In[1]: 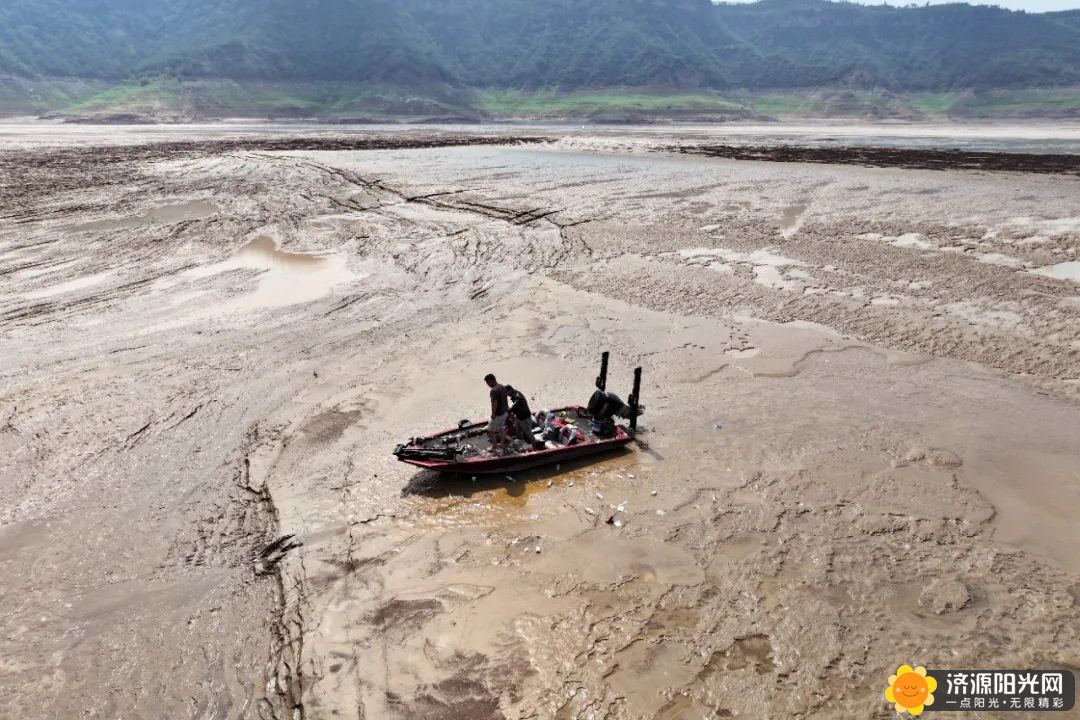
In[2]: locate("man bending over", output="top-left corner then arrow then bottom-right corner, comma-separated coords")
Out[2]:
484,374 -> 509,454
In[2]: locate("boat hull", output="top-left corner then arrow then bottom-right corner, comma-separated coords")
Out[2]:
396,406 -> 633,474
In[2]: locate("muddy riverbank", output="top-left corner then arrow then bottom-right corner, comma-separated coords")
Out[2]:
671,143 -> 1080,175
2,129 -> 1079,719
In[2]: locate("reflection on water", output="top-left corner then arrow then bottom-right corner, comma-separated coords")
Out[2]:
402,449 -> 637,529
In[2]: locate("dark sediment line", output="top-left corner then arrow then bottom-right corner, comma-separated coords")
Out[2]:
0,134 -> 551,208
2,134 -> 549,170
157,134 -> 550,155
668,143 -> 1080,175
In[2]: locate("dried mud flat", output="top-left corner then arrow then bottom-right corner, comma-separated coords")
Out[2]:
1,129 -> 1080,720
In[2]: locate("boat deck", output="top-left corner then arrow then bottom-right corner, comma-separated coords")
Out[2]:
417,408 -> 603,457
397,406 -> 633,474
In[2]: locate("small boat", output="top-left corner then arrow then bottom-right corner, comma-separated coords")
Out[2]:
394,353 -> 642,475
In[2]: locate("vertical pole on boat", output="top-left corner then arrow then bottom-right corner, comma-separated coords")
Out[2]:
629,367 -> 642,437
597,351 -> 609,391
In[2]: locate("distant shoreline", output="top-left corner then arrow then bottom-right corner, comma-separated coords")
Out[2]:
5,114 -> 1080,128
3,129 -> 1079,176
4,79 -> 1080,126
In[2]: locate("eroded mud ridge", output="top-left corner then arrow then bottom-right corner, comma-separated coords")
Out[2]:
2,130 -> 1080,720
671,142 -> 1080,174
0,133 -> 549,208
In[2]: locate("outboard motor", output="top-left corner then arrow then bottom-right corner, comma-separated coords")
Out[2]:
603,391 -> 629,418
587,389 -> 608,416
588,389 -> 641,420
589,352 -> 645,438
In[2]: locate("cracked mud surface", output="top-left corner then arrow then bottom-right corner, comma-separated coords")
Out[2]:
2,128 -> 1080,719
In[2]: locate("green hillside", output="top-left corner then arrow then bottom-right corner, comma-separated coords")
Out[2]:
3,0 -> 1080,119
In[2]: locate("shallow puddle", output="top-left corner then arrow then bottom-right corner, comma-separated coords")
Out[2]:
1032,260 -> 1080,283
780,202 -> 807,238
406,452 -> 639,528
183,235 -> 357,311
978,252 -> 1025,268
70,200 -> 217,232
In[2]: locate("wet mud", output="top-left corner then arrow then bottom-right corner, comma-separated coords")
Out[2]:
671,143 -> 1080,175
2,128 -> 1079,720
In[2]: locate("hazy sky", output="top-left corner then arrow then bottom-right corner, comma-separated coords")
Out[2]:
723,0 -> 1079,10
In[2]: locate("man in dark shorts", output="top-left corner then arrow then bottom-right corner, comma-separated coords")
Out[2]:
505,385 -> 541,449
484,374 -> 509,453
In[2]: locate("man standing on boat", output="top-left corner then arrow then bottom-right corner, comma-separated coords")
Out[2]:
485,374 -> 509,454
505,385 -> 542,449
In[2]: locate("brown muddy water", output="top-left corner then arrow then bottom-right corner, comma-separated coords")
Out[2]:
174,235 -> 360,313
1,125 -> 1079,720
69,198 -> 218,232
